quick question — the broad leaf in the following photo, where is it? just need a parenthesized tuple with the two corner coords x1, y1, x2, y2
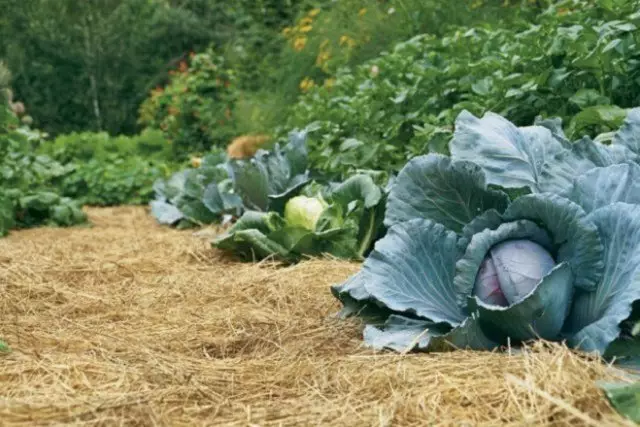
(566, 203, 640, 355)
(503, 193, 604, 291)
(450, 111, 590, 193)
(361, 219, 467, 325)
(567, 163, 640, 213)
(363, 314, 499, 352)
(612, 107, 640, 155)
(570, 137, 638, 167)
(598, 381, 640, 423)
(385, 154, 509, 232)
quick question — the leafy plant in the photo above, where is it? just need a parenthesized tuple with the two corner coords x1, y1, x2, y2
(150, 150, 242, 228)
(138, 47, 238, 158)
(332, 108, 640, 364)
(598, 381, 640, 423)
(0, 102, 87, 236)
(213, 173, 387, 262)
(285, 0, 640, 179)
(227, 130, 310, 212)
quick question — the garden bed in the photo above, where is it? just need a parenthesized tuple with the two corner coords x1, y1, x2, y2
(0, 207, 633, 426)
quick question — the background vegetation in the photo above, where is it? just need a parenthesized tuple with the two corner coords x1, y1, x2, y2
(2, 0, 639, 234)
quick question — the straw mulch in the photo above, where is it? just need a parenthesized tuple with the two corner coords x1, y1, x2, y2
(0, 206, 635, 426)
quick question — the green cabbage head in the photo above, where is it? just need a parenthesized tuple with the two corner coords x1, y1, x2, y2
(332, 108, 640, 364)
(284, 195, 328, 231)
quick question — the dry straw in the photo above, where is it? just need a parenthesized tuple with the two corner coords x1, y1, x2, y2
(0, 207, 635, 426)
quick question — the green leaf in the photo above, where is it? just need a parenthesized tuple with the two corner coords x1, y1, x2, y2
(598, 382, 640, 423)
(363, 313, 499, 352)
(330, 174, 382, 210)
(0, 340, 10, 353)
(569, 89, 610, 109)
(360, 219, 467, 325)
(612, 108, 640, 155)
(454, 220, 553, 307)
(470, 263, 573, 342)
(450, 111, 590, 194)
(19, 192, 60, 210)
(0, 191, 15, 236)
(569, 105, 628, 136)
(569, 137, 638, 167)
(566, 203, 640, 355)
(567, 163, 640, 213)
(214, 228, 291, 261)
(385, 154, 509, 232)
(150, 200, 184, 225)
(503, 194, 604, 292)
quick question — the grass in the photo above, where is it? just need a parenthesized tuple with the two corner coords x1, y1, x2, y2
(0, 207, 635, 425)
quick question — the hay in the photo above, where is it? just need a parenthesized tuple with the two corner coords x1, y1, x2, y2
(0, 206, 635, 426)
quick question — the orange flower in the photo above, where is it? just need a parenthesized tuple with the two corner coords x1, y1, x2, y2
(179, 61, 188, 73)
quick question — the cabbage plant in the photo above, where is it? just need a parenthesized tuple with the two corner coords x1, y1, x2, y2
(332, 108, 640, 364)
(151, 151, 242, 228)
(213, 174, 387, 262)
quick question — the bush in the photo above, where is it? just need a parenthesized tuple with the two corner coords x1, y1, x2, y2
(284, 0, 640, 178)
(138, 48, 238, 158)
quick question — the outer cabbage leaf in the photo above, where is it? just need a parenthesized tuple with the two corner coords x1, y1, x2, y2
(570, 137, 638, 167)
(503, 193, 604, 292)
(566, 203, 640, 355)
(360, 219, 467, 325)
(612, 107, 640, 155)
(449, 111, 592, 193)
(364, 314, 498, 352)
(385, 154, 509, 232)
(469, 263, 573, 342)
(325, 174, 386, 258)
(229, 132, 310, 212)
(150, 200, 184, 225)
(454, 220, 553, 307)
(151, 155, 240, 226)
(567, 163, 640, 213)
(212, 210, 357, 262)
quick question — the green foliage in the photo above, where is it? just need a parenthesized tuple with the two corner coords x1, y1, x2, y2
(285, 0, 640, 178)
(138, 48, 238, 157)
(0, 104, 87, 236)
(0, 0, 315, 136)
(599, 381, 640, 423)
(37, 129, 176, 206)
(332, 108, 640, 359)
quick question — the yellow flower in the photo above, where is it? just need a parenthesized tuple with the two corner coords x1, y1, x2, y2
(300, 25, 313, 33)
(282, 27, 292, 36)
(358, 8, 367, 16)
(316, 50, 331, 67)
(324, 78, 336, 89)
(308, 8, 321, 17)
(340, 35, 356, 49)
(299, 77, 315, 92)
(299, 17, 313, 26)
(293, 36, 307, 52)
(191, 157, 202, 168)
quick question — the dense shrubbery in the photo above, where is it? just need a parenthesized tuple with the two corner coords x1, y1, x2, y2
(285, 0, 640, 177)
(37, 130, 178, 206)
(0, 65, 87, 236)
(138, 49, 238, 157)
